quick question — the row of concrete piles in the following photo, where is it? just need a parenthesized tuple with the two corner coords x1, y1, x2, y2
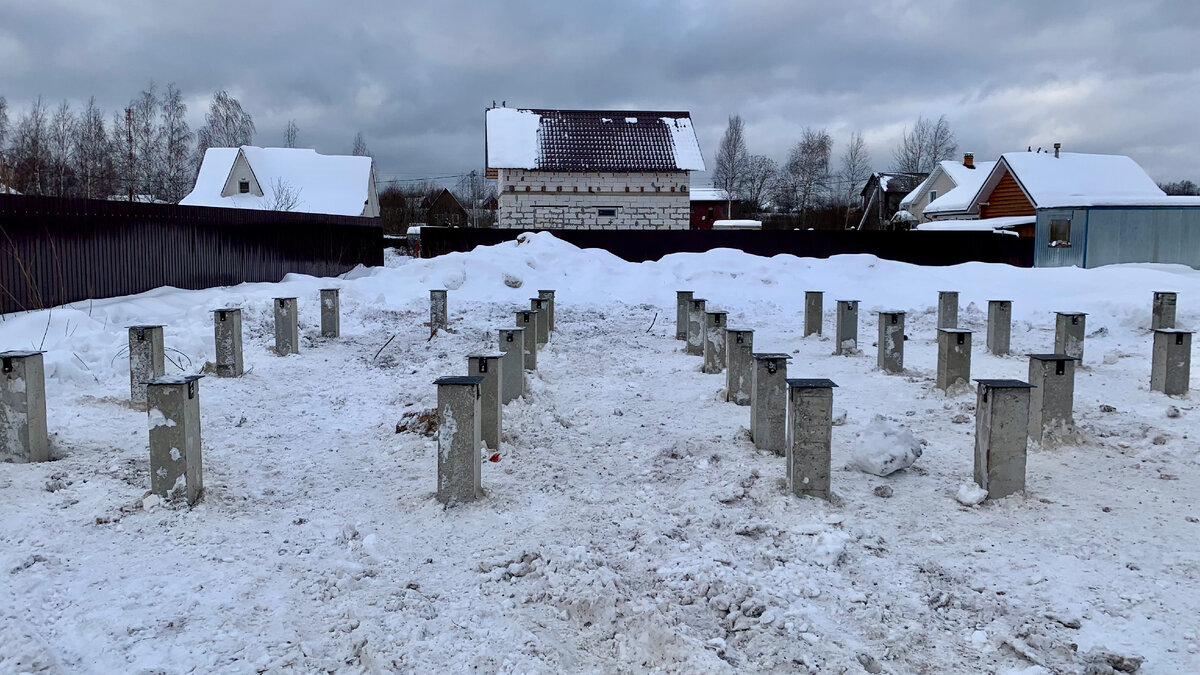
(432, 289, 556, 507)
(674, 288, 1193, 503)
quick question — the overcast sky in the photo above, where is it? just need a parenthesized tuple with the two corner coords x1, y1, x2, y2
(2, 0, 1197, 186)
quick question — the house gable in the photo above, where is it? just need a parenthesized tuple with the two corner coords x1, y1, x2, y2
(220, 150, 264, 198)
(979, 166, 1035, 219)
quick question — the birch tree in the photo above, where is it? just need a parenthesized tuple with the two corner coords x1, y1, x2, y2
(351, 132, 370, 157)
(284, 120, 298, 148)
(160, 83, 193, 202)
(711, 114, 748, 214)
(892, 115, 957, 174)
(48, 100, 75, 197)
(194, 90, 255, 168)
(10, 97, 50, 194)
(785, 127, 833, 225)
(131, 82, 161, 198)
(837, 132, 871, 226)
(74, 98, 114, 199)
(740, 154, 776, 212)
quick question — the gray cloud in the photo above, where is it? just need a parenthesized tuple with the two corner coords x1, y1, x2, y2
(1, 0, 1196, 184)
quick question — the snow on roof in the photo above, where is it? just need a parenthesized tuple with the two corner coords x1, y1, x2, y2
(914, 215, 1033, 234)
(689, 187, 730, 202)
(712, 219, 761, 229)
(999, 152, 1167, 209)
(920, 160, 998, 215)
(485, 107, 705, 172)
(180, 146, 374, 216)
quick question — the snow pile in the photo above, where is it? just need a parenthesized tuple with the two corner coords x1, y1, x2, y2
(484, 107, 542, 169)
(850, 416, 923, 476)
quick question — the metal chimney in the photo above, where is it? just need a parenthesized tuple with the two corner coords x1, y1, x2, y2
(1054, 143, 1061, 158)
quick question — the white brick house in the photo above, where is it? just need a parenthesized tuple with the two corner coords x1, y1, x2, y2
(485, 108, 705, 229)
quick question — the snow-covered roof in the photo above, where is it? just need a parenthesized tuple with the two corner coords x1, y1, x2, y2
(919, 160, 998, 215)
(485, 107, 705, 172)
(0, 184, 20, 195)
(689, 187, 730, 202)
(180, 146, 375, 216)
(914, 215, 1033, 235)
(712, 219, 762, 229)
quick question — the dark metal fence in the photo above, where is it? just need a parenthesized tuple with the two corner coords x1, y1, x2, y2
(0, 194, 383, 314)
(414, 227, 1034, 267)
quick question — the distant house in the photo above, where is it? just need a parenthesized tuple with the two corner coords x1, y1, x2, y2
(899, 154, 996, 223)
(181, 146, 379, 217)
(424, 189, 469, 227)
(858, 172, 926, 230)
(485, 107, 705, 229)
(689, 187, 730, 230)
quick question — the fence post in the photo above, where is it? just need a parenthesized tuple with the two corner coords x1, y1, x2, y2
(751, 353, 790, 455)
(1152, 292, 1177, 330)
(974, 379, 1034, 500)
(320, 288, 340, 338)
(212, 308, 244, 377)
(1027, 354, 1078, 441)
(274, 298, 299, 355)
(676, 291, 693, 341)
(0, 351, 49, 463)
(530, 298, 550, 346)
(147, 374, 204, 506)
(1151, 329, 1192, 395)
(835, 300, 859, 355)
(877, 311, 905, 373)
(804, 291, 823, 337)
(497, 328, 525, 403)
(786, 378, 837, 501)
(685, 298, 707, 356)
(128, 325, 165, 410)
(987, 300, 1012, 355)
(468, 354, 504, 452)
(538, 290, 556, 331)
(938, 291, 959, 330)
(936, 329, 973, 391)
(1054, 312, 1087, 362)
(725, 329, 754, 405)
(435, 375, 483, 505)
(515, 310, 538, 370)
(703, 312, 728, 374)
(430, 290, 448, 334)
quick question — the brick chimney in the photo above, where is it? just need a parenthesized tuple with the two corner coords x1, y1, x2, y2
(963, 153, 975, 169)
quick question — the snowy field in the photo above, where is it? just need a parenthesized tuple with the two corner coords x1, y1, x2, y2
(2, 232, 1198, 674)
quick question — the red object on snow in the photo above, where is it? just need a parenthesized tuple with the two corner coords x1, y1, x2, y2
(489, 453, 501, 463)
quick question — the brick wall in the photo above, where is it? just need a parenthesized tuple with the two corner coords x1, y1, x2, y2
(497, 169, 690, 229)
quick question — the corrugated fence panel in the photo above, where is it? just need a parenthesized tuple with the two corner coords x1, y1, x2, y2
(0, 194, 383, 315)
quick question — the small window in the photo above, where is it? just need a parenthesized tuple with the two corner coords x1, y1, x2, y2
(928, 190, 937, 203)
(238, 180, 249, 194)
(1049, 218, 1071, 247)
(707, 207, 714, 219)
(597, 208, 617, 218)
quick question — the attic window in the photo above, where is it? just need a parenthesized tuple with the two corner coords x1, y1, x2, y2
(929, 190, 938, 203)
(238, 180, 249, 194)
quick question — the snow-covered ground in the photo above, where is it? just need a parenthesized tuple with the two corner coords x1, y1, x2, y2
(2, 232, 1197, 674)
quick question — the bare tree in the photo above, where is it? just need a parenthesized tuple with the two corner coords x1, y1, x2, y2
(194, 90, 255, 168)
(160, 83, 193, 202)
(1159, 180, 1199, 196)
(351, 131, 370, 157)
(454, 169, 496, 227)
(284, 119, 299, 148)
(0, 96, 8, 164)
(131, 82, 161, 198)
(740, 154, 776, 213)
(892, 115, 957, 174)
(264, 177, 302, 211)
(837, 132, 871, 227)
(48, 100, 75, 196)
(711, 114, 748, 215)
(784, 127, 833, 225)
(74, 97, 115, 199)
(10, 97, 50, 195)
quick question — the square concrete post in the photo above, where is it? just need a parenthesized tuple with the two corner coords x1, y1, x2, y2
(1054, 312, 1086, 362)
(434, 375, 483, 505)
(147, 374, 204, 506)
(702, 312, 728, 374)
(128, 325, 165, 410)
(0, 351, 49, 463)
(530, 298, 550, 346)
(751, 353, 790, 455)
(515, 310, 538, 370)
(987, 300, 1012, 356)
(1027, 354, 1078, 441)
(786, 379, 837, 501)
(468, 354, 504, 452)
(212, 308, 244, 378)
(1152, 291, 1177, 330)
(725, 329, 754, 405)
(274, 297, 299, 355)
(686, 298, 708, 355)
(936, 329, 972, 391)
(538, 290, 556, 332)
(877, 311, 905, 374)
(804, 291, 823, 337)
(320, 289, 340, 338)
(497, 328, 525, 404)
(1151, 329, 1192, 395)
(676, 291, 694, 341)
(938, 291, 959, 330)
(835, 300, 859, 355)
(430, 289, 448, 334)
(974, 379, 1033, 500)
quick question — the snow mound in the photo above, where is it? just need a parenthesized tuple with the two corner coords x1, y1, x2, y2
(955, 483, 988, 506)
(850, 416, 923, 476)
